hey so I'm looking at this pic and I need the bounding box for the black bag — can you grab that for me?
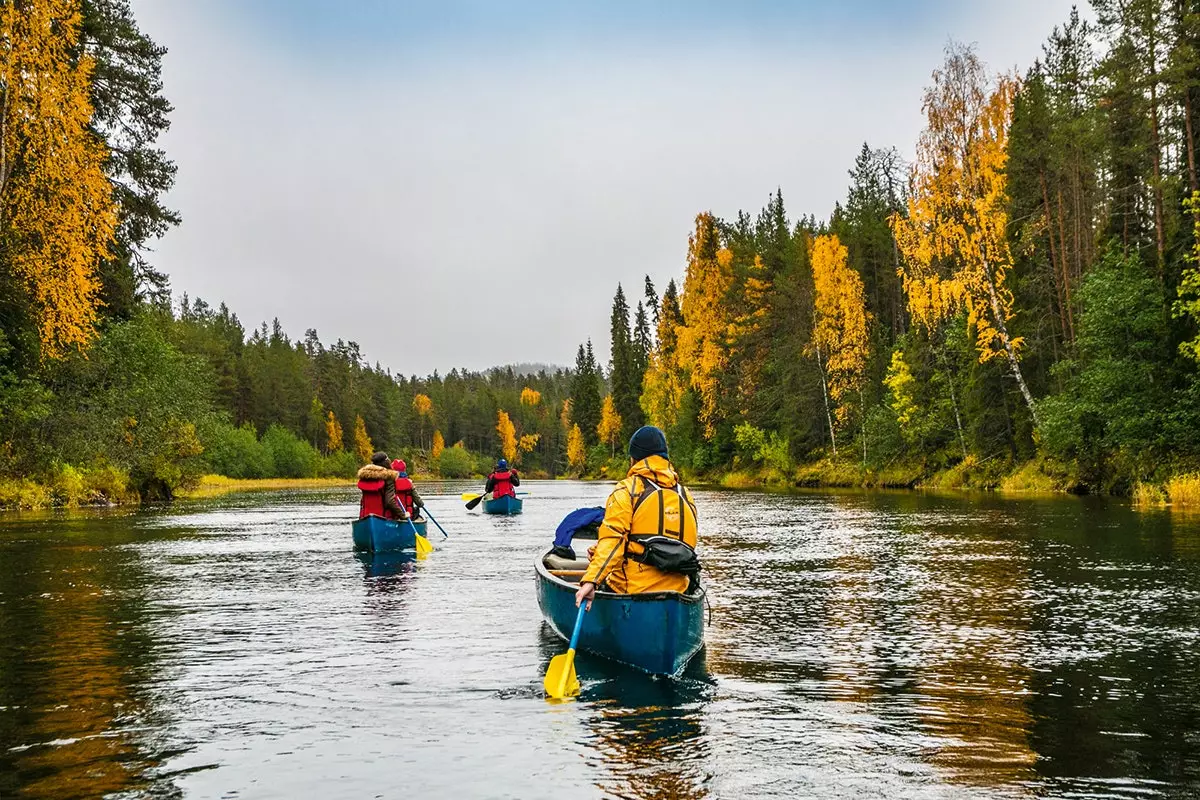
[628,535,701,576]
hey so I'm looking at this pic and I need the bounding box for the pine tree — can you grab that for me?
[79,0,179,315]
[609,284,643,438]
[569,341,602,445]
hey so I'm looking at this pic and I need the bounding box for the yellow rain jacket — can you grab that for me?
[581,455,699,594]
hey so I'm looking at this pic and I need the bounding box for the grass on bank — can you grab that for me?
[178,475,351,499]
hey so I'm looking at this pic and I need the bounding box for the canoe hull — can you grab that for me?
[535,556,705,677]
[351,515,426,552]
[483,494,523,515]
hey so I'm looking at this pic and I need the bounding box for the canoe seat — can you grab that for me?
[543,552,590,572]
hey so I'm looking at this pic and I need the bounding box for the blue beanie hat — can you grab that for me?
[497,458,508,470]
[628,426,669,462]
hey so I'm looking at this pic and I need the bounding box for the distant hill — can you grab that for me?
[499,362,567,377]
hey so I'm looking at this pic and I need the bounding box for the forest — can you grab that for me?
[3,0,1200,508]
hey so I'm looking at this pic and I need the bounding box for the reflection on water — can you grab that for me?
[3,483,1200,798]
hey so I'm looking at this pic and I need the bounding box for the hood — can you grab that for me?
[628,454,680,488]
[357,464,398,481]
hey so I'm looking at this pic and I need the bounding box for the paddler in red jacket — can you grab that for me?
[484,458,520,499]
[390,459,426,521]
[356,451,410,521]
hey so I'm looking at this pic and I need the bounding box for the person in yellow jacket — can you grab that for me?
[576,425,699,609]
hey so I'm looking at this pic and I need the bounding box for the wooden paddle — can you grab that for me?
[544,600,588,699]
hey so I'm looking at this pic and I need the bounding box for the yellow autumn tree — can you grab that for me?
[518,433,540,456]
[675,213,734,438]
[412,393,433,449]
[566,424,587,475]
[353,415,373,463]
[520,387,542,406]
[560,398,573,430]
[496,410,517,464]
[325,411,344,453]
[0,0,118,358]
[809,234,872,454]
[597,394,623,456]
[431,429,445,463]
[890,43,1038,424]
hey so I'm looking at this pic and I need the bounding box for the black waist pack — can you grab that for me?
[628,535,701,575]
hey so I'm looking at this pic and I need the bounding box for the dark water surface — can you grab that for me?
[3,482,1200,798]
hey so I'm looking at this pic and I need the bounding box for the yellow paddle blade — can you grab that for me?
[544,649,580,699]
[415,533,433,556]
[460,492,482,502]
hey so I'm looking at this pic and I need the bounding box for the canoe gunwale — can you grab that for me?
[534,555,706,606]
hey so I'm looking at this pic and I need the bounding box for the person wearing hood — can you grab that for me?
[356,452,410,521]
[575,426,700,608]
[390,459,426,520]
[484,458,520,499]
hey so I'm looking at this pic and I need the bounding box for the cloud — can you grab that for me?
[132,0,1080,375]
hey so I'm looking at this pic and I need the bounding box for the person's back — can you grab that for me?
[577,427,699,604]
[357,452,408,521]
[391,459,425,520]
[485,459,519,498]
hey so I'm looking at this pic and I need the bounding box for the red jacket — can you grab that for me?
[356,464,406,519]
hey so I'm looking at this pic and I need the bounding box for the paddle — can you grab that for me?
[422,508,449,539]
[543,539,619,699]
[544,600,588,699]
[403,516,433,556]
[461,490,530,503]
[464,491,490,511]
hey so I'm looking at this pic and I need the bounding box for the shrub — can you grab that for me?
[438,445,475,478]
[1168,473,1200,509]
[202,422,272,479]
[261,425,320,478]
[320,450,359,478]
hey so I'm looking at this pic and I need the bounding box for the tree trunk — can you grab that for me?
[815,346,837,455]
[937,342,969,461]
[860,387,867,468]
[980,254,1040,428]
[1187,87,1199,194]
[1150,58,1167,276]
[1055,188,1076,341]
[1040,172,1070,344]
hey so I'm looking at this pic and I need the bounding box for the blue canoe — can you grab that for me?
[483,494,523,515]
[535,552,706,677]
[351,515,427,552]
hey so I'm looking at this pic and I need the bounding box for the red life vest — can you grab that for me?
[395,476,415,515]
[491,470,515,498]
[357,477,393,519]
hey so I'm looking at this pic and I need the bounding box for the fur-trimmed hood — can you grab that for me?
[357,464,398,481]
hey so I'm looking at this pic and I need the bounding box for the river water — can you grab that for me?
[2,481,1200,799]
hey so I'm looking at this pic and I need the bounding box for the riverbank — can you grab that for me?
[694,456,1200,510]
[178,475,351,499]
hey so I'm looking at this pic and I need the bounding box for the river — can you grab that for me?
[2,481,1200,798]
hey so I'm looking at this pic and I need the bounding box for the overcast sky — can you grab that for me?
[131,0,1082,377]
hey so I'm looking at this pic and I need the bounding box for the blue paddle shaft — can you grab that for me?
[568,600,588,651]
[423,509,449,539]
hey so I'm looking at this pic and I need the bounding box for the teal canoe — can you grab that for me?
[535,551,706,676]
[483,494,523,515]
[351,515,428,552]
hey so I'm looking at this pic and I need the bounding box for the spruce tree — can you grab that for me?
[609,284,642,438]
[570,341,602,445]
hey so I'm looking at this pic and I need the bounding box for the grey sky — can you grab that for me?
[132,0,1082,377]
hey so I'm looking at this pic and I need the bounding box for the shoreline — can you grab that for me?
[4,464,1198,511]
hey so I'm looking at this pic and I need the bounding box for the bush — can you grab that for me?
[202,421,272,478]
[260,425,320,478]
[319,450,359,478]
[438,445,475,478]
